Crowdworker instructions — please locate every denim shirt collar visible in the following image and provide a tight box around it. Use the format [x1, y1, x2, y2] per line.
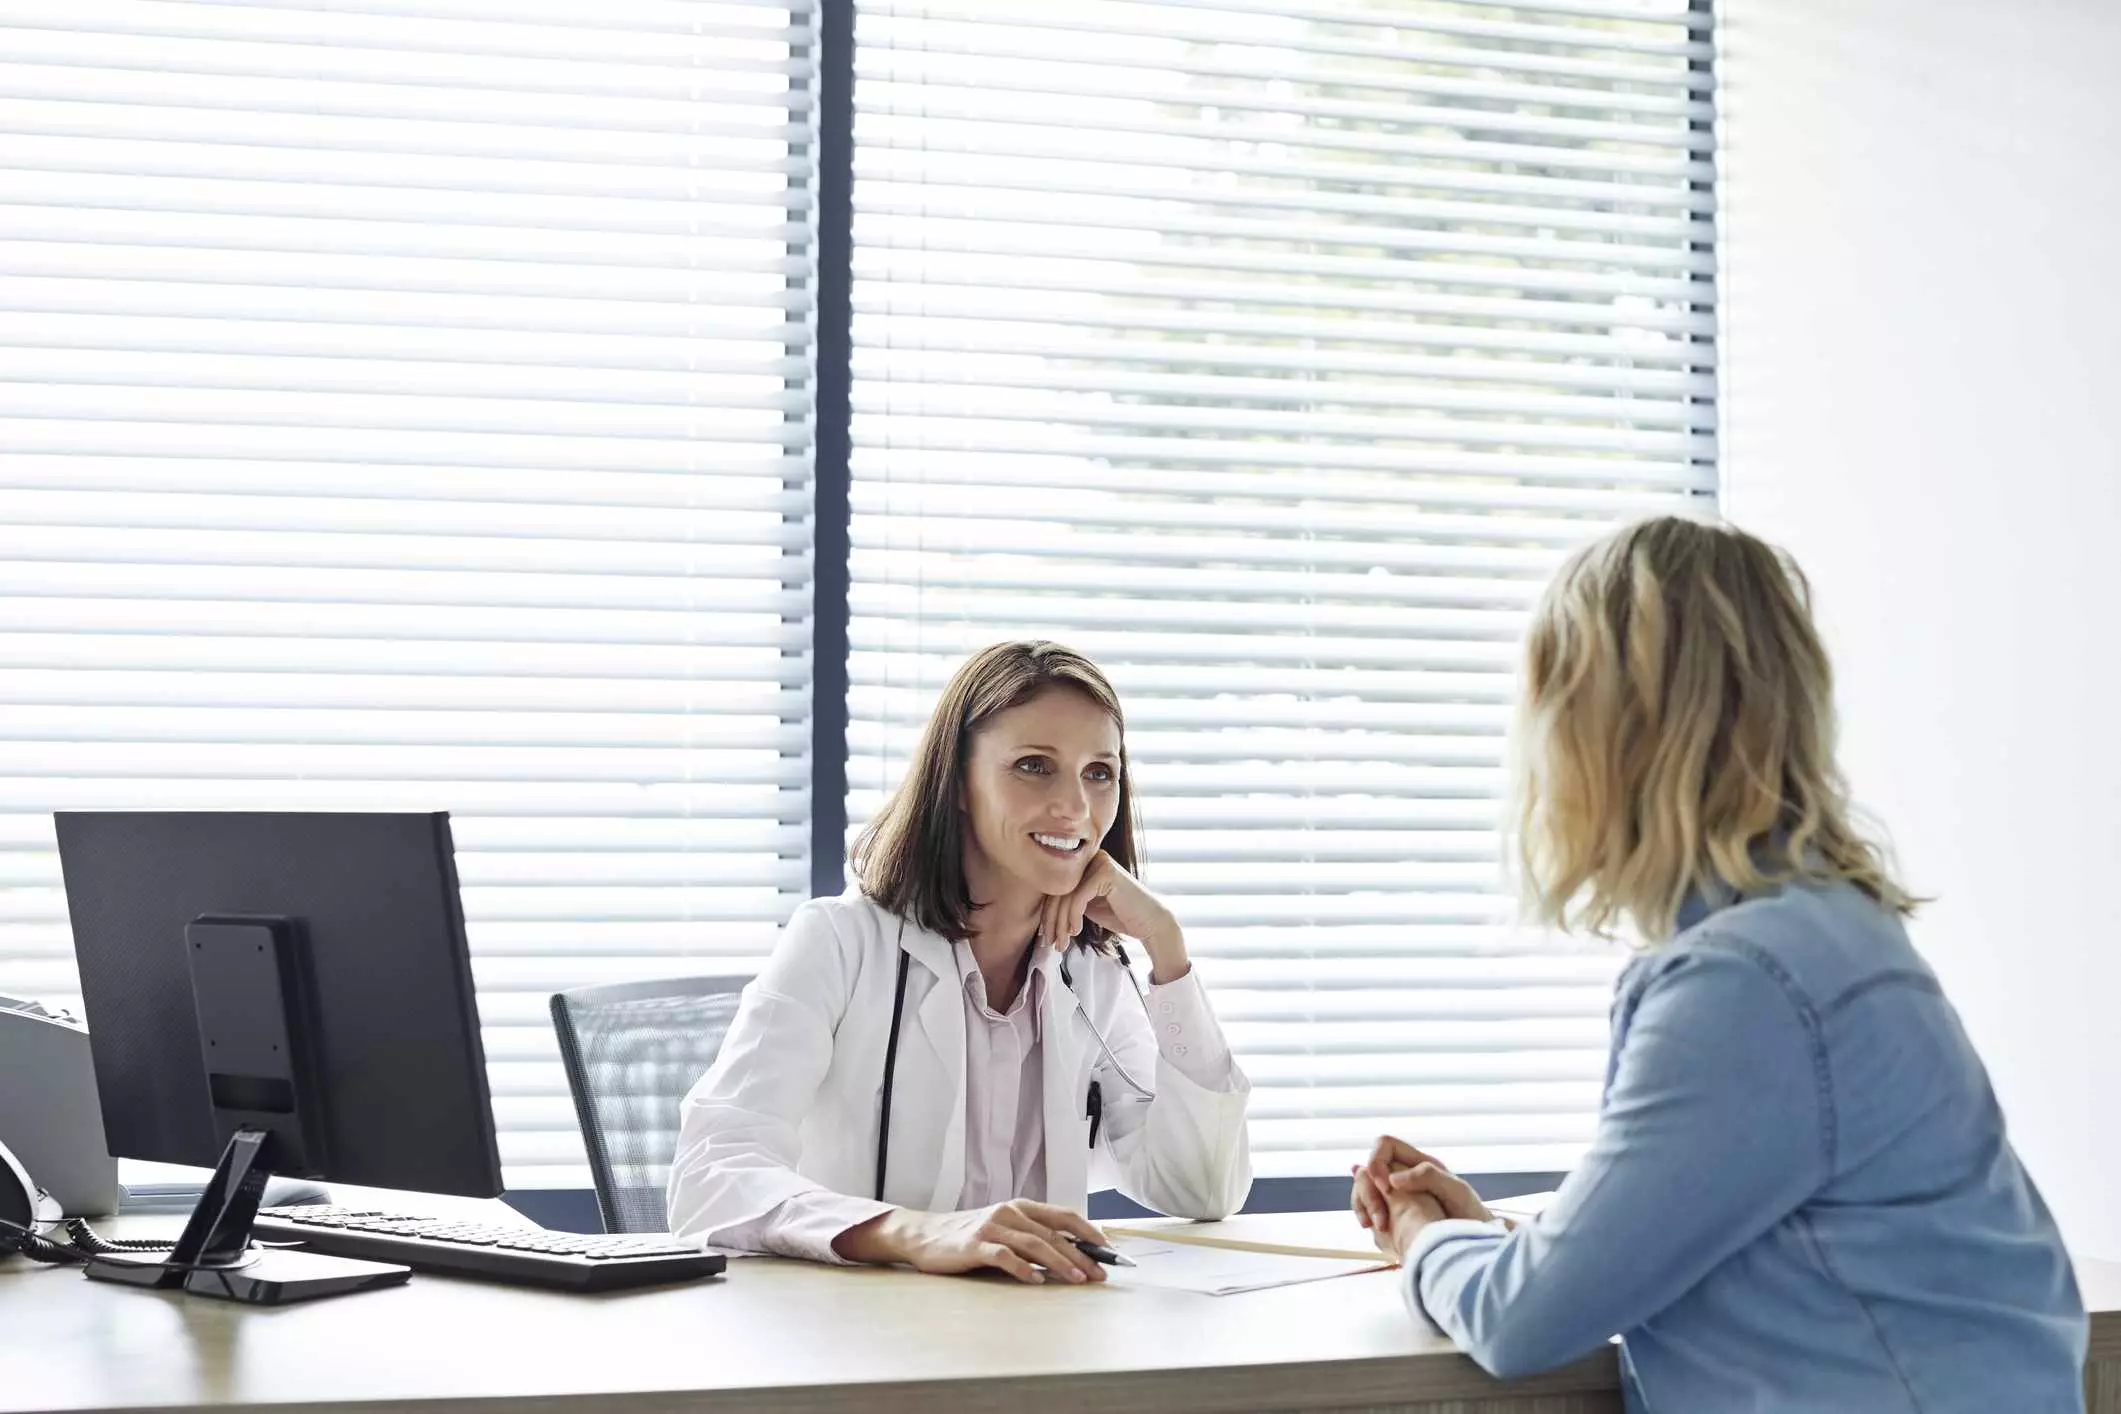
[1672, 885, 1732, 937]
[1672, 832, 1816, 937]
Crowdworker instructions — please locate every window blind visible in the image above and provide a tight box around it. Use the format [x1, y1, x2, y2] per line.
[0, 0, 817, 1190]
[846, 0, 1715, 1177]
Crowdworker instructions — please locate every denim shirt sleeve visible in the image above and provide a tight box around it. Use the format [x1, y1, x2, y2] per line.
[1403, 939, 1830, 1380]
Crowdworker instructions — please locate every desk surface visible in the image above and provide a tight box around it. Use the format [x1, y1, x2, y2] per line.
[7, 1206, 2121, 1414]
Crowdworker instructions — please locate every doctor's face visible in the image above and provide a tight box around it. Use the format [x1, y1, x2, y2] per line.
[961, 686, 1124, 903]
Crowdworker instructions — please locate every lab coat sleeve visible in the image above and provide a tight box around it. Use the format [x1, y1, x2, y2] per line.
[709, 1190, 894, 1265]
[666, 901, 873, 1250]
[1401, 940, 1829, 1380]
[1099, 964, 1253, 1220]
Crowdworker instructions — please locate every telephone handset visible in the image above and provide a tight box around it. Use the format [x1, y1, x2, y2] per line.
[0, 1138, 181, 1269]
[0, 1136, 62, 1256]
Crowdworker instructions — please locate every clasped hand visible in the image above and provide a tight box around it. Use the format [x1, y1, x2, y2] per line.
[1350, 1136, 1498, 1263]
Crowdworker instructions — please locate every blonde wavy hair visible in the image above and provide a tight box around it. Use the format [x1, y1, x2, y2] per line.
[1512, 515, 1914, 941]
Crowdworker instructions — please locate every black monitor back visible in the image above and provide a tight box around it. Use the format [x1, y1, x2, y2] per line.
[54, 811, 502, 1198]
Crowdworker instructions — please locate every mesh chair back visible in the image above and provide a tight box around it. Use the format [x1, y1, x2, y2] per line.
[549, 976, 746, 1234]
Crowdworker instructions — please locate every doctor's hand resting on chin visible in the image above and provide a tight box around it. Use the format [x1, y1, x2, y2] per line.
[665, 641, 1252, 1284]
[1035, 848, 1192, 982]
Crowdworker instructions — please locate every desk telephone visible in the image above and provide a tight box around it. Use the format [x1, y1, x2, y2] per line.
[0, 1137, 58, 1244]
[0, 1138, 178, 1268]
[0, 996, 175, 1269]
[0, 1137, 162, 1269]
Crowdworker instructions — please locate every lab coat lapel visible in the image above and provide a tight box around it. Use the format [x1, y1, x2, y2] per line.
[1037, 946, 1091, 1208]
[895, 927, 968, 1214]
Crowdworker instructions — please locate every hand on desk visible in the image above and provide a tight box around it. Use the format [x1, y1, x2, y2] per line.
[834, 1199, 1110, 1285]
[1351, 1135, 1497, 1264]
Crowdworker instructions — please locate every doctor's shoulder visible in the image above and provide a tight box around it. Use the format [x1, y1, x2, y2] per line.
[755, 888, 901, 1000]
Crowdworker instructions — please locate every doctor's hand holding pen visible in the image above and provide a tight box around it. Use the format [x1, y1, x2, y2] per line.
[1351, 1136, 1501, 1264]
[834, 1199, 1113, 1285]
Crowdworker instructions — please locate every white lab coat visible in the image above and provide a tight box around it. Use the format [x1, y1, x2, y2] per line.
[666, 889, 1253, 1246]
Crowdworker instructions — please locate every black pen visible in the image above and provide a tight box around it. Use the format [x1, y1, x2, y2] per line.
[1060, 1231, 1137, 1268]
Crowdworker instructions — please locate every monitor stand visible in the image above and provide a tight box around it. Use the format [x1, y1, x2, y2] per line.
[84, 914, 410, 1303]
[85, 1126, 407, 1304]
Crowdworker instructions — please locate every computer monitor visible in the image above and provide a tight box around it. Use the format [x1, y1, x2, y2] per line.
[54, 811, 503, 1301]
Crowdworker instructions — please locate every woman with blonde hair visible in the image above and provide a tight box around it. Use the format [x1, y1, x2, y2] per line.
[668, 641, 1251, 1282]
[1354, 517, 2085, 1409]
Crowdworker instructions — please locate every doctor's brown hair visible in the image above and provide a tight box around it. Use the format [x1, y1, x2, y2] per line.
[851, 641, 1140, 952]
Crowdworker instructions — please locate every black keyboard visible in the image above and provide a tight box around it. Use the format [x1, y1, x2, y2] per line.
[252, 1206, 726, 1292]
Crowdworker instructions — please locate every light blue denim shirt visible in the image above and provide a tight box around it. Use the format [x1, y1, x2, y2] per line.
[1404, 877, 2087, 1412]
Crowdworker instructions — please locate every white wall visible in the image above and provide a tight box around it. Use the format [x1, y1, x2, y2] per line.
[1716, 0, 2121, 1256]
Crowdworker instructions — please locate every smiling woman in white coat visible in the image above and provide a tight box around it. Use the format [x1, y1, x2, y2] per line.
[666, 641, 1253, 1284]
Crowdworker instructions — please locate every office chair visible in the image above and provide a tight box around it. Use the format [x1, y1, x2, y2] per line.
[550, 976, 747, 1235]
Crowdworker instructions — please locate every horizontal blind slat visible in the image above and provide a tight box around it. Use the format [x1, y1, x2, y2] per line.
[856, 440, 1707, 487]
[851, 300, 1708, 363]
[856, 107, 1712, 176]
[0, 100, 808, 170]
[1, 319, 811, 375]
[0, 458, 813, 512]
[858, 48, 1705, 119]
[856, 84, 1710, 156]
[852, 338, 1713, 393]
[857, 267, 1712, 332]
[857, 224, 1715, 281]
[0, 39, 821, 109]
[856, 402, 1711, 451]
[1, 3, 814, 73]
[847, 462, 1698, 515]
[862, 0, 1711, 65]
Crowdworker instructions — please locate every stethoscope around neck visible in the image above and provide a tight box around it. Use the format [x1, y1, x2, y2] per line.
[873, 919, 1157, 1202]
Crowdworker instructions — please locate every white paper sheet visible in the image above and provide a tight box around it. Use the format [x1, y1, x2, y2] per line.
[1106, 1235, 1390, 1296]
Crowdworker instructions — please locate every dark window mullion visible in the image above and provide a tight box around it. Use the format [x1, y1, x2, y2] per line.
[809, 0, 856, 900]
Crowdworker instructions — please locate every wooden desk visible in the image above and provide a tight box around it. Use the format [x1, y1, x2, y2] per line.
[7, 1209, 2120, 1414]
